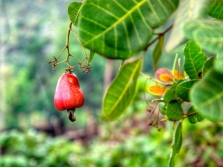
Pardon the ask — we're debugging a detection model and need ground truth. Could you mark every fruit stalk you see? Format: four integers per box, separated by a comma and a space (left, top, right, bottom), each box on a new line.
67, 109, 76, 122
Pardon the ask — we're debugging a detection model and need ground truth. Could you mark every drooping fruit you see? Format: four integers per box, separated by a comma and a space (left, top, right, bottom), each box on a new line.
54, 73, 85, 121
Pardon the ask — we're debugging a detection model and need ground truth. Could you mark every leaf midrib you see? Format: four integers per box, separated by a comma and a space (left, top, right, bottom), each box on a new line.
197, 90, 223, 108
106, 59, 141, 116
83, 0, 147, 45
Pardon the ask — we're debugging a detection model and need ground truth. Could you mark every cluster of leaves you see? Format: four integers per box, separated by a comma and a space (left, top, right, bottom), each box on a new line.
63, 0, 223, 166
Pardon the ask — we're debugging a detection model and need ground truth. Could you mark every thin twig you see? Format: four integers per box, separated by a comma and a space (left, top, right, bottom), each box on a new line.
144, 24, 173, 51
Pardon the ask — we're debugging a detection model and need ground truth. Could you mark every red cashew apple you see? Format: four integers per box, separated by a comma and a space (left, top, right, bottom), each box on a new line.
54, 73, 85, 121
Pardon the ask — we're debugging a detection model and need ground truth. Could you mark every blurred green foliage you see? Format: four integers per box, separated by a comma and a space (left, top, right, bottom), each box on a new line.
1, 118, 223, 167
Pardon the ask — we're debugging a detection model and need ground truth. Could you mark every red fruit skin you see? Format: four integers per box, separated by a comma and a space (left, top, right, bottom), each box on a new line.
54, 73, 85, 111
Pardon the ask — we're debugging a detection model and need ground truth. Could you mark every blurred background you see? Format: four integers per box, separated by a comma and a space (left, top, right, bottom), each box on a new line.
1, 0, 223, 167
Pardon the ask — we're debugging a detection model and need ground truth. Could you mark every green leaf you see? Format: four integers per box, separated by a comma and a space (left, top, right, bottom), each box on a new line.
176, 80, 197, 102
168, 151, 176, 167
166, 0, 212, 52
89, 50, 95, 62
215, 53, 223, 74
164, 85, 177, 103
202, 56, 215, 75
159, 102, 167, 115
77, 0, 179, 59
197, 112, 205, 122
68, 2, 83, 26
209, 0, 223, 20
184, 40, 207, 79
183, 20, 223, 54
168, 122, 183, 167
172, 122, 182, 153
187, 106, 204, 124
103, 57, 142, 121
152, 35, 165, 71
187, 107, 197, 124
166, 101, 184, 121
191, 69, 223, 122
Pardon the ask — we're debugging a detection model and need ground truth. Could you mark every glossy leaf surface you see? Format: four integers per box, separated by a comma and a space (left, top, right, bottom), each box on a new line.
191, 70, 223, 122
77, 0, 179, 59
103, 58, 142, 121
184, 40, 206, 79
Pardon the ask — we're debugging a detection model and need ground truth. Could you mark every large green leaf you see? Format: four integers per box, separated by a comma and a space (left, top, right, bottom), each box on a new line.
166, 0, 212, 52
103, 57, 142, 121
215, 53, 223, 74
68, 2, 83, 26
77, 0, 179, 59
209, 0, 223, 20
191, 69, 223, 122
183, 20, 223, 54
184, 40, 207, 79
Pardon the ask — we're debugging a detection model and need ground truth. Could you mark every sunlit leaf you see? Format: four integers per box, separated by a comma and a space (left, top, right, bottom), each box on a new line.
209, 0, 223, 20
166, 101, 184, 121
77, 0, 179, 59
202, 56, 215, 76
191, 69, 223, 122
184, 40, 207, 79
183, 20, 223, 54
153, 35, 165, 71
148, 85, 168, 96
155, 68, 173, 83
215, 53, 223, 74
103, 57, 142, 121
176, 80, 197, 102
68, 2, 83, 26
166, 0, 212, 52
